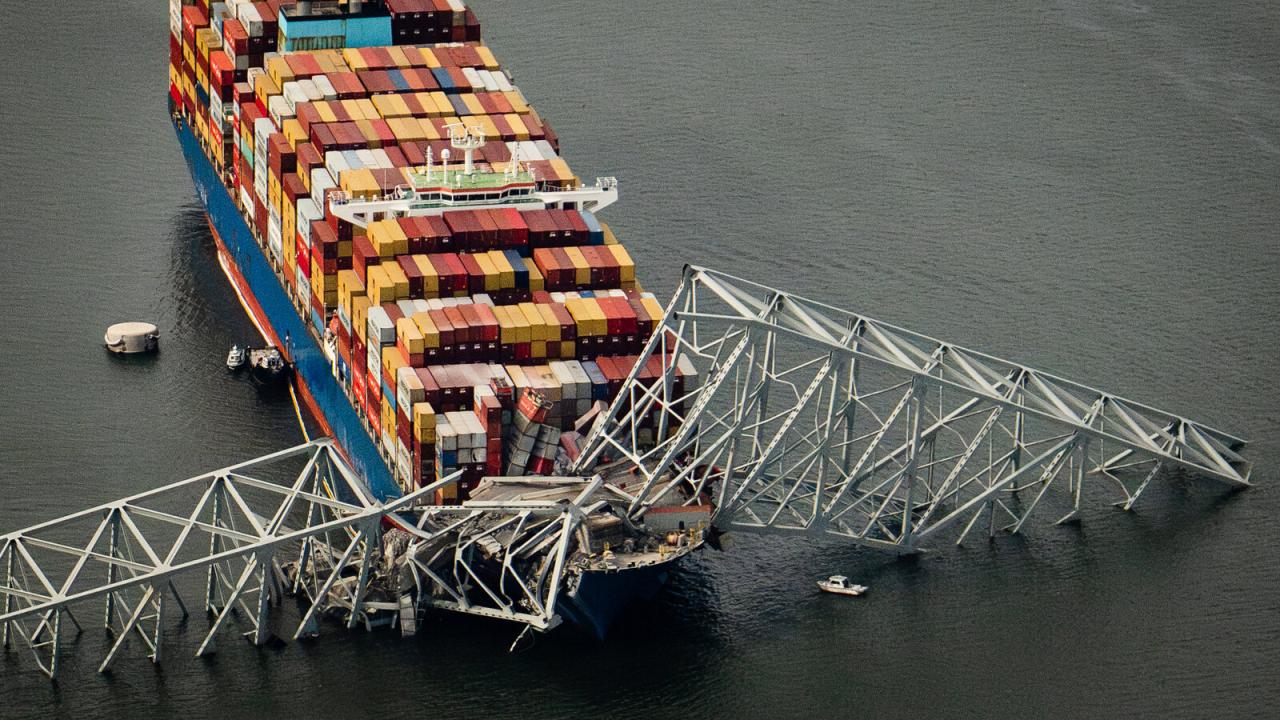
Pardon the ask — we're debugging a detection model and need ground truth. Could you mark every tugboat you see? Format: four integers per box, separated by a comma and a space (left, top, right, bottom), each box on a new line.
816, 575, 868, 597
246, 346, 292, 387
226, 344, 247, 371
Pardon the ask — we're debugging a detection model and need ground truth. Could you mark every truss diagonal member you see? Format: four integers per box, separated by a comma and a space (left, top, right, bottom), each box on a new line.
912, 434, 1081, 544
98, 585, 161, 673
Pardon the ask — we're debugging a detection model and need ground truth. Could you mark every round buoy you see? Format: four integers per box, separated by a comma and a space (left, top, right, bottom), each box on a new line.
104, 322, 160, 354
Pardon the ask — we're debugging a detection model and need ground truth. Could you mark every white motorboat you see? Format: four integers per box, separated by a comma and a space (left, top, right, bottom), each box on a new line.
226, 344, 247, 371
816, 575, 867, 597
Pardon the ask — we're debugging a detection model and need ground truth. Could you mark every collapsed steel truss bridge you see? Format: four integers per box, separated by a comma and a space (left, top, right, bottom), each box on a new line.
1, 266, 1252, 680
574, 266, 1250, 551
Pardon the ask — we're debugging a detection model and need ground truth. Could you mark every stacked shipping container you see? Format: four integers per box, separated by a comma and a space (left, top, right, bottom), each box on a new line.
169, 0, 693, 503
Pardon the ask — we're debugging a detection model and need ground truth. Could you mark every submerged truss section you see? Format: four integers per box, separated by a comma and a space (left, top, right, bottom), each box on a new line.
0, 440, 439, 680
574, 266, 1251, 552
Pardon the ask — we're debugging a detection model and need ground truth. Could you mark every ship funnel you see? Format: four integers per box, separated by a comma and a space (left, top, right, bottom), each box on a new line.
297, 1, 313, 15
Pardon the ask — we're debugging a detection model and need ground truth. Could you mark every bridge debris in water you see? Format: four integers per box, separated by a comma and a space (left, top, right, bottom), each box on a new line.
2, 267, 1253, 680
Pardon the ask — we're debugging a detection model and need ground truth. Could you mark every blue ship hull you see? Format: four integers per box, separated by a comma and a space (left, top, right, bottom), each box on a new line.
172, 115, 398, 501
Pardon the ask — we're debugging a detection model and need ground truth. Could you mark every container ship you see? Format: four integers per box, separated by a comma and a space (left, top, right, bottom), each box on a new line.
167, 0, 702, 638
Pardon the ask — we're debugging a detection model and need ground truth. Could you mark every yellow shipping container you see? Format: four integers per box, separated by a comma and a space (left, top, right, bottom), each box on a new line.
381, 396, 394, 439
266, 56, 294, 88
418, 47, 442, 68
338, 269, 363, 312
505, 90, 531, 114
365, 265, 395, 304
316, 101, 338, 124
385, 45, 412, 68
504, 113, 530, 141
339, 99, 363, 120
601, 221, 620, 245
487, 251, 515, 288
282, 118, 307, 148
460, 94, 485, 116
413, 402, 437, 442
352, 295, 372, 342
412, 256, 440, 295
473, 253, 499, 292
536, 304, 562, 341
397, 318, 425, 354
640, 297, 664, 324
382, 261, 410, 299
367, 219, 403, 257
608, 244, 636, 282
560, 340, 575, 358
548, 158, 578, 187
428, 92, 451, 117
382, 346, 406, 382
523, 257, 544, 292
564, 246, 592, 286
518, 303, 547, 342
472, 115, 501, 143
342, 48, 370, 72
494, 306, 517, 345
412, 312, 441, 349
475, 46, 500, 71
373, 94, 411, 119
355, 98, 379, 121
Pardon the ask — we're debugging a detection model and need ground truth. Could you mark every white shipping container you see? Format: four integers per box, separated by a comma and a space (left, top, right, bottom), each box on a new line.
253, 117, 275, 155
368, 306, 396, 344
476, 69, 500, 92
461, 67, 484, 90
281, 80, 304, 111
240, 185, 257, 217
534, 140, 557, 160
269, 94, 295, 127
247, 67, 266, 90
310, 168, 336, 209
296, 198, 322, 246
396, 442, 412, 483
267, 206, 283, 262
312, 74, 337, 100
299, 78, 322, 103
240, 3, 264, 36
356, 149, 378, 169
494, 72, 514, 93
369, 149, 392, 169
168, 0, 182, 37
211, 3, 228, 33
325, 151, 350, 182
295, 268, 311, 307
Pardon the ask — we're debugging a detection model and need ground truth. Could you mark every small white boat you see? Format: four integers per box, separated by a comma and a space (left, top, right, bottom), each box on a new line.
226, 344, 247, 371
816, 575, 867, 597
105, 322, 159, 354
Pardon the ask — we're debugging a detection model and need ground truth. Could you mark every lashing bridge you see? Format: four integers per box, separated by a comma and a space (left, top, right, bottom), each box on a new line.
1, 266, 1253, 680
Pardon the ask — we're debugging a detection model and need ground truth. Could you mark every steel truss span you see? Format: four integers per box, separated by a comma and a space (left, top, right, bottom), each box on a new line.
0, 440, 444, 680
573, 266, 1251, 552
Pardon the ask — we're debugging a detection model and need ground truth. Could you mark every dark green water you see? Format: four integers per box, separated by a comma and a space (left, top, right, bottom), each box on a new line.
1, 1, 1277, 717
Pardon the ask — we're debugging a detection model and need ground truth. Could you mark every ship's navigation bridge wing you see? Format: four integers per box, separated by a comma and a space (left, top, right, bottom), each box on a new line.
572, 266, 1251, 552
